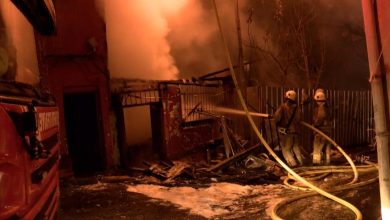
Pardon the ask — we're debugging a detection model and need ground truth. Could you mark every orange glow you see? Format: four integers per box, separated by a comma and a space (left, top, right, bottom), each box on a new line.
158, 0, 189, 15
101, 0, 238, 80
0, 0, 39, 84
103, 0, 188, 80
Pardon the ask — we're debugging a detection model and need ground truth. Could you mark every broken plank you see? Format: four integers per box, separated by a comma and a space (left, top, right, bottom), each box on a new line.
100, 175, 132, 183
207, 143, 261, 172
160, 160, 196, 179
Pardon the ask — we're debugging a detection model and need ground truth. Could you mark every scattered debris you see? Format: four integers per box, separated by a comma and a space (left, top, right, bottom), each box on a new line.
134, 120, 285, 185
78, 182, 108, 191
207, 143, 261, 172
165, 161, 192, 181
139, 160, 195, 182
60, 142, 380, 220
245, 155, 266, 169
98, 175, 133, 183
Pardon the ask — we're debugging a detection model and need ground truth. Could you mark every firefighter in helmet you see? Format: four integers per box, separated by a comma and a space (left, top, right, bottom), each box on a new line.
273, 90, 305, 167
312, 89, 332, 165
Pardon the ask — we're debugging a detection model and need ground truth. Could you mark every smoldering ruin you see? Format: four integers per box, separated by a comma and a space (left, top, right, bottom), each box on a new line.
0, 0, 389, 220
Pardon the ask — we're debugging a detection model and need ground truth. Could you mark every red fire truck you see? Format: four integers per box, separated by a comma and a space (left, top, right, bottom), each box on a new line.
0, 81, 60, 220
0, 1, 59, 219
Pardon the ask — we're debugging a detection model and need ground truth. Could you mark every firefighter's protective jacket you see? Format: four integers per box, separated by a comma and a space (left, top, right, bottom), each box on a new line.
274, 101, 301, 134
313, 102, 331, 133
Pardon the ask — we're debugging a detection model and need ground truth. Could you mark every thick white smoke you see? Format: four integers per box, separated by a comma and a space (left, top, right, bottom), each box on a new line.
166, 0, 250, 77
100, 0, 249, 80
103, 0, 185, 80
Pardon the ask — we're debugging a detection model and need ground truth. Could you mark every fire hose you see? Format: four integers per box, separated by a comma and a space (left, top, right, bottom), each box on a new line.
300, 121, 359, 185
212, 1, 377, 219
275, 125, 378, 219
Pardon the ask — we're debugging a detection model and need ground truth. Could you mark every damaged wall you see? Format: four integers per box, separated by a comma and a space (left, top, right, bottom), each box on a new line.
36, 0, 113, 175
113, 82, 220, 167
161, 84, 219, 160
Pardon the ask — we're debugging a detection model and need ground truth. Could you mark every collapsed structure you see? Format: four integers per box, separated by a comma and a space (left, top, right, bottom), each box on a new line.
0, 0, 387, 219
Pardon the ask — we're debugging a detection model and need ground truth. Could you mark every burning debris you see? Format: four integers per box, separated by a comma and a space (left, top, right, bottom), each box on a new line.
131, 144, 284, 186
130, 154, 283, 186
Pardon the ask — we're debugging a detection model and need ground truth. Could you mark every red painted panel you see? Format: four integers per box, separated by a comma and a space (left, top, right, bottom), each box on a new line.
35, 0, 112, 170
377, 0, 390, 74
34, 106, 59, 140
0, 103, 29, 113
40, 0, 106, 56
161, 85, 218, 160
0, 105, 26, 219
43, 59, 112, 167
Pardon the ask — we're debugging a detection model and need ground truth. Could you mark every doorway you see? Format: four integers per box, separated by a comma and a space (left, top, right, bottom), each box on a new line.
64, 92, 105, 176
122, 104, 163, 166
123, 105, 153, 166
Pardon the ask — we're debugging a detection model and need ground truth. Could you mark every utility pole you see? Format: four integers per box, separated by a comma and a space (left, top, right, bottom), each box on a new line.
362, 0, 390, 219
235, 0, 250, 140
236, 0, 246, 93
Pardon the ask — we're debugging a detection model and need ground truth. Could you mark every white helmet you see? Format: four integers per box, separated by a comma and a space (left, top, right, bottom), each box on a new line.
314, 89, 326, 101
285, 90, 297, 102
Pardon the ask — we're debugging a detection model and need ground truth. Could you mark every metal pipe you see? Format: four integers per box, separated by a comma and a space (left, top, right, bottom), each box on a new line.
362, 0, 390, 218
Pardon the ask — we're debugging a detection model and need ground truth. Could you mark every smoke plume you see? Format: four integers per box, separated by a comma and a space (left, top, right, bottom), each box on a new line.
166, 0, 250, 77
100, 0, 250, 80
102, 0, 184, 80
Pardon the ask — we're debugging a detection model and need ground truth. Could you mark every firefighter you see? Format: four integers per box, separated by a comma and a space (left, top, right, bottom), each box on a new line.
312, 89, 332, 165
273, 90, 305, 167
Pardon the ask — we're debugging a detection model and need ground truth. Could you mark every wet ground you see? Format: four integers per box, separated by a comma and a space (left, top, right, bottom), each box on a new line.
58, 169, 380, 220
58, 181, 206, 220
57, 168, 279, 220
58, 145, 380, 219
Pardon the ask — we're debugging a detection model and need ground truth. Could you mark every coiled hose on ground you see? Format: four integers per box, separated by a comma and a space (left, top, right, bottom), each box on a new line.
273, 124, 379, 219
212, 1, 378, 219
